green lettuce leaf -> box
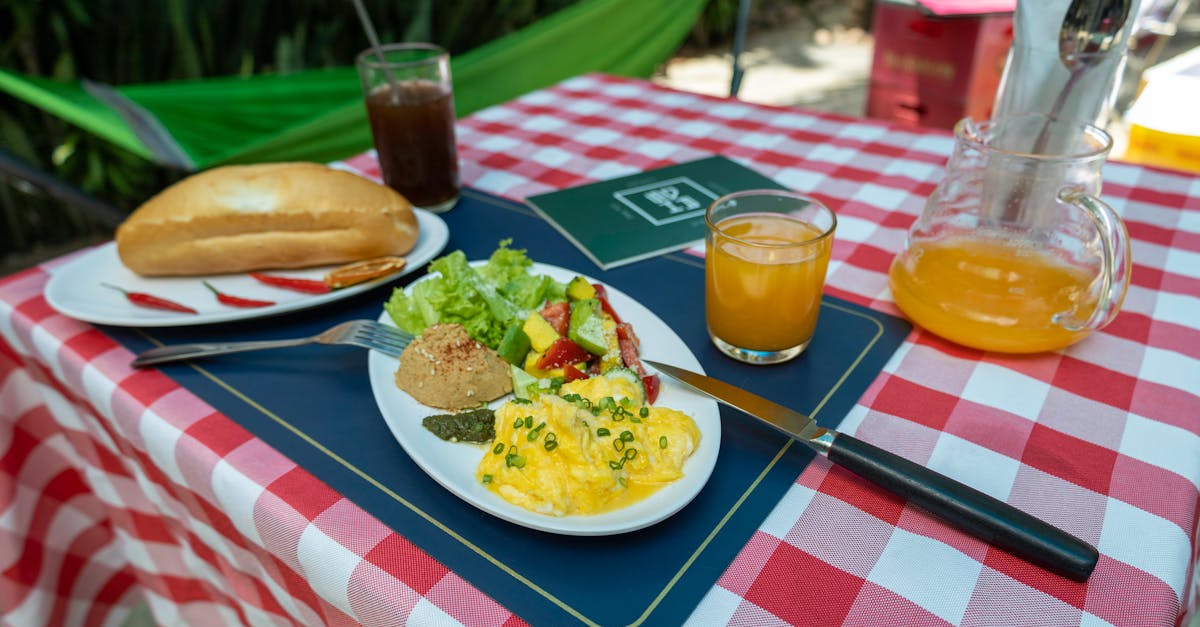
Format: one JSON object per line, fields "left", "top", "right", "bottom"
{"left": 383, "top": 241, "right": 565, "bottom": 349}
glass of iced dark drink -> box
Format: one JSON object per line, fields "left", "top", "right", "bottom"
{"left": 356, "top": 43, "right": 460, "bottom": 213}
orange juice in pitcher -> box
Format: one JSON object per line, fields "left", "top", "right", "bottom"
{"left": 888, "top": 115, "right": 1131, "bottom": 354}
{"left": 888, "top": 236, "right": 1098, "bottom": 353}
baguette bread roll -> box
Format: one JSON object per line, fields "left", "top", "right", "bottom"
{"left": 116, "top": 162, "right": 420, "bottom": 276}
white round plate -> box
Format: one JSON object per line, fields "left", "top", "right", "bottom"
{"left": 368, "top": 262, "right": 721, "bottom": 535}
{"left": 44, "top": 210, "right": 449, "bottom": 327}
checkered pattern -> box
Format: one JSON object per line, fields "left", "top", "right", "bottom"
{"left": 3, "top": 74, "right": 1198, "bottom": 626}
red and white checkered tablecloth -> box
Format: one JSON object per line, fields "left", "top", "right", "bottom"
{"left": 2, "top": 74, "right": 1198, "bottom": 626}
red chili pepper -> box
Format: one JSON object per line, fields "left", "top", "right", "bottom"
{"left": 101, "top": 283, "right": 197, "bottom": 314}
{"left": 248, "top": 272, "right": 331, "bottom": 294}
{"left": 203, "top": 281, "right": 275, "bottom": 308}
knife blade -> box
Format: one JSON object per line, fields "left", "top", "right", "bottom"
{"left": 644, "top": 359, "right": 1099, "bottom": 582}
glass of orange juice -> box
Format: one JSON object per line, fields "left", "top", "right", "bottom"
{"left": 705, "top": 190, "right": 836, "bottom": 365}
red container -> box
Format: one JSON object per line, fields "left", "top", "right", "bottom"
{"left": 866, "top": 0, "right": 1016, "bottom": 129}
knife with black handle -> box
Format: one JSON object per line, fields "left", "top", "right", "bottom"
{"left": 645, "top": 360, "right": 1099, "bottom": 582}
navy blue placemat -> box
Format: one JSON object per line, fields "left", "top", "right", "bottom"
{"left": 104, "top": 188, "right": 911, "bottom": 626}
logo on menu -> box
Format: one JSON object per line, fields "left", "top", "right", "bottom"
{"left": 613, "top": 177, "right": 717, "bottom": 226}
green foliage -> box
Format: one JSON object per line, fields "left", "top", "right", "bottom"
{"left": 0, "top": 0, "right": 579, "bottom": 269}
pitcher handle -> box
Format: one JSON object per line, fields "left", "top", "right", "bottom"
{"left": 1054, "top": 189, "right": 1132, "bottom": 332}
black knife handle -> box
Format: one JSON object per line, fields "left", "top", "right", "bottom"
{"left": 828, "top": 433, "right": 1098, "bottom": 582}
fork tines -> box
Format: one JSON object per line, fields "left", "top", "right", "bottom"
{"left": 353, "top": 321, "right": 413, "bottom": 357}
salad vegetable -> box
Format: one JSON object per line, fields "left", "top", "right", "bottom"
{"left": 422, "top": 407, "right": 496, "bottom": 443}
{"left": 385, "top": 241, "right": 661, "bottom": 404}
{"left": 384, "top": 241, "right": 565, "bottom": 349}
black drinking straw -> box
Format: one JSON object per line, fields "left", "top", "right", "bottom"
{"left": 351, "top": 0, "right": 401, "bottom": 103}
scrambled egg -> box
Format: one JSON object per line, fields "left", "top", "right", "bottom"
{"left": 477, "top": 374, "right": 700, "bottom": 516}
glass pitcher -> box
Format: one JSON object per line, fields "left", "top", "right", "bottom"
{"left": 888, "top": 114, "right": 1131, "bottom": 353}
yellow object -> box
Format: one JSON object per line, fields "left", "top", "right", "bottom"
{"left": 478, "top": 375, "right": 699, "bottom": 516}
{"left": 1124, "top": 115, "right": 1200, "bottom": 173}
{"left": 520, "top": 349, "right": 588, "bottom": 379}
{"left": 599, "top": 315, "right": 623, "bottom": 372}
{"left": 888, "top": 235, "right": 1098, "bottom": 353}
{"left": 522, "top": 312, "right": 560, "bottom": 353}
{"left": 1122, "top": 48, "right": 1200, "bottom": 173}
{"left": 566, "top": 275, "right": 597, "bottom": 301}
{"left": 522, "top": 350, "right": 551, "bottom": 377}
{"left": 705, "top": 214, "right": 832, "bottom": 351}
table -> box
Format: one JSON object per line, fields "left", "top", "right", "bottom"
{"left": 2, "top": 74, "right": 1198, "bottom": 626}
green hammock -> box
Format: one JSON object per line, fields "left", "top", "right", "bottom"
{"left": 0, "top": 0, "right": 706, "bottom": 171}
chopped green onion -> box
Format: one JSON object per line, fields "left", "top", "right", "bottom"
{"left": 493, "top": 442, "right": 505, "bottom": 455}
{"left": 526, "top": 421, "right": 547, "bottom": 441}
{"left": 614, "top": 439, "right": 625, "bottom": 451}
{"left": 609, "top": 460, "right": 621, "bottom": 470}
{"left": 505, "top": 454, "right": 526, "bottom": 468}
{"left": 545, "top": 432, "right": 557, "bottom": 442}
{"left": 544, "top": 440, "right": 558, "bottom": 451}
{"left": 639, "top": 407, "right": 649, "bottom": 418}
{"left": 620, "top": 430, "right": 634, "bottom": 442}
{"left": 618, "top": 477, "right": 627, "bottom": 487}
{"left": 513, "top": 417, "right": 524, "bottom": 428}
{"left": 597, "top": 427, "right": 610, "bottom": 437}
{"left": 625, "top": 448, "right": 638, "bottom": 460}
{"left": 482, "top": 474, "right": 493, "bottom": 483}
{"left": 512, "top": 398, "right": 532, "bottom": 405}
{"left": 659, "top": 436, "right": 668, "bottom": 449}
{"left": 524, "top": 416, "right": 533, "bottom": 428}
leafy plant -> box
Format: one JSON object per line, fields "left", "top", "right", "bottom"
{"left": 0, "top": 0, "right": 580, "bottom": 272}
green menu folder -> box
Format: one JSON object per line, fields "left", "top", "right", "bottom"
{"left": 525, "top": 155, "right": 786, "bottom": 269}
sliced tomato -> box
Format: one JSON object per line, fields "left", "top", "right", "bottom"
{"left": 591, "top": 283, "right": 622, "bottom": 324}
{"left": 563, "top": 363, "right": 589, "bottom": 382}
{"left": 616, "top": 323, "right": 646, "bottom": 377}
{"left": 614, "top": 321, "right": 639, "bottom": 347}
{"left": 536, "top": 337, "right": 591, "bottom": 370}
{"left": 642, "top": 374, "right": 661, "bottom": 405}
{"left": 540, "top": 300, "right": 570, "bottom": 336}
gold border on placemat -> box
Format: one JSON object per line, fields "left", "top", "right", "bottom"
{"left": 138, "top": 189, "right": 887, "bottom": 627}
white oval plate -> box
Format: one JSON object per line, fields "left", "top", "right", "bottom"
{"left": 368, "top": 262, "right": 721, "bottom": 535}
{"left": 44, "top": 210, "right": 449, "bottom": 327}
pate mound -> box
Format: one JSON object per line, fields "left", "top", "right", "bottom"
{"left": 394, "top": 323, "right": 512, "bottom": 410}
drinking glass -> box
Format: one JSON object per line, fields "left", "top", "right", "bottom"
{"left": 356, "top": 43, "right": 460, "bottom": 213}
{"left": 705, "top": 190, "right": 837, "bottom": 365}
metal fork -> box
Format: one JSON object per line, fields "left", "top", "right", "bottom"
{"left": 131, "top": 320, "right": 413, "bottom": 367}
